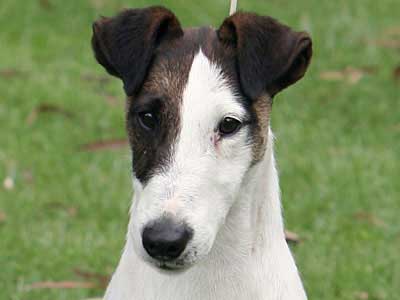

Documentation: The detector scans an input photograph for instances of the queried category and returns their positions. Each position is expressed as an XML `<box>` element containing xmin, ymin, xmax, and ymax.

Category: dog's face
<box><xmin>92</xmin><ymin>6</ymin><xmax>312</xmax><ymax>271</ymax></box>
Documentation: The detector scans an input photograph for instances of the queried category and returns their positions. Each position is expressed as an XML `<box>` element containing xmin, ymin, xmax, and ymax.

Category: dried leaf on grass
<box><xmin>25</xmin><ymin>269</ymin><xmax>110</xmax><ymax>290</ymax></box>
<box><xmin>79</xmin><ymin>139</ymin><xmax>128</xmax><ymax>152</ymax></box>
<box><xmin>355</xmin><ymin>291</ymin><xmax>369</xmax><ymax>300</ymax></box>
<box><xmin>26</xmin><ymin>103</ymin><xmax>75</xmax><ymax>125</ymax></box>
<box><xmin>354</xmin><ymin>211</ymin><xmax>387</xmax><ymax>228</ymax></box>
<box><xmin>39</xmin><ymin>0</ymin><xmax>53</xmax><ymax>10</ymax></box>
<box><xmin>367</xmin><ymin>38</ymin><xmax>400</xmax><ymax>49</ymax></box>
<box><xmin>367</xmin><ymin>26</ymin><xmax>400</xmax><ymax>50</ymax></box>
<box><xmin>393</xmin><ymin>65</ymin><xmax>400</xmax><ymax>82</ymax></box>
<box><xmin>320</xmin><ymin>67</ymin><xmax>376</xmax><ymax>84</ymax></box>
<box><xmin>27</xmin><ymin>281</ymin><xmax>97</xmax><ymax>289</ymax></box>
<box><xmin>383</xmin><ymin>26</ymin><xmax>400</xmax><ymax>37</ymax></box>
<box><xmin>82</xmin><ymin>74</ymin><xmax>111</xmax><ymax>85</ymax></box>
<box><xmin>285</xmin><ymin>230</ymin><xmax>301</xmax><ymax>244</ymax></box>
<box><xmin>0</xmin><ymin>211</ymin><xmax>6</xmax><ymax>223</ymax></box>
<box><xmin>45</xmin><ymin>202</ymin><xmax>77</xmax><ymax>217</ymax></box>
<box><xmin>0</xmin><ymin>68</ymin><xmax>25</xmax><ymax>79</ymax></box>
<box><xmin>105</xmin><ymin>95</ymin><xmax>123</xmax><ymax>107</ymax></box>
<box><xmin>392</xmin><ymin>123</ymin><xmax>400</xmax><ymax>132</ymax></box>
<box><xmin>89</xmin><ymin>0</ymin><xmax>105</xmax><ymax>9</ymax></box>
<box><xmin>74</xmin><ymin>268</ymin><xmax>110</xmax><ymax>289</ymax></box>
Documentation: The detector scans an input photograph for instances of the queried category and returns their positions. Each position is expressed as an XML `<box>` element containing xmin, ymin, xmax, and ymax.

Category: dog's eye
<box><xmin>218</xmin><ymin>117</ymin><xmax>242</xmax><ymax>136</ymax></box>
<box><xmin>138</xmin><ymin>112</ymin><xmax>158</xmax><ymax>131</ymax></box>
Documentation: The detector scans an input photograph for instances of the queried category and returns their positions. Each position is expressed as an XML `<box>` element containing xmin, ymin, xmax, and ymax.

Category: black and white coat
<box><xmin>92</xmin><ymin>6</ymin><xmax>312</xmax><ymax>300</ymax></box>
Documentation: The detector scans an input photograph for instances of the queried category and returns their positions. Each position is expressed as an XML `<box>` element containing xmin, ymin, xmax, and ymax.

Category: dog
<box><xmin>91</xmin><ymin>6</ymin><xmax>312</xmax><ymax>300</ymax></box>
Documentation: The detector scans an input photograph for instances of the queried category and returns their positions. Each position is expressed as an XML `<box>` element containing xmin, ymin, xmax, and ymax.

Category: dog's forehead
<box><xmin>128</xmin><ymin>26</ymin><xmax>270</xmax><ymax>183</ymax></box>
<box><xmin>142</xmin><ymin>26</ymin><xmax>239</xmax><ymax>97</ymax></box>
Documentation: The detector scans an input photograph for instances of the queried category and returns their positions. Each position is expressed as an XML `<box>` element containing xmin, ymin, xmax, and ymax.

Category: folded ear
<box><xmin>217</xmin><ymin>12</ymin><xmax>312</xmax><ymax>99</ymax></box>
<box><xmin>91</xmin><ymin>6</ymin><xmax>183</xmax><ymax>96</ymax></box>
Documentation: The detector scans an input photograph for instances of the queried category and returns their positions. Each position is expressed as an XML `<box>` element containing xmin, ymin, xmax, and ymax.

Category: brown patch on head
<box><xmin>250</xmin><ymin>95</ymin><xmax>272</xmax><ymax>163</ymax></box>
<box><xmin>141</xmin><ymin>37</ymin><xmax>196</xmax><ymax>101</ymax></box>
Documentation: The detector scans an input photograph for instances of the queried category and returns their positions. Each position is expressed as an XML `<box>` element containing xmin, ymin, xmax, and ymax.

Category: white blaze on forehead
<box><xmin>179</xmin><ymin>50</ymin><xmax>245</xmax><ymax>153</ymax></box>
<box><xmin>182</xmin><ymin>50</ymin><xmax>245</xmax><ymax>120</ymax></box>
<box><xmin>160</xmin><ymin>49</ymin><xmax>248</xmax><ymax>213</ymax></box>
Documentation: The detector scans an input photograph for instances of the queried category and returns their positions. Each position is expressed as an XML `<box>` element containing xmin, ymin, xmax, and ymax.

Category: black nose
<box><xmin>142</xmin><ymin>217</ymin><xmax>193</xmax><ymax>261</ymax></box>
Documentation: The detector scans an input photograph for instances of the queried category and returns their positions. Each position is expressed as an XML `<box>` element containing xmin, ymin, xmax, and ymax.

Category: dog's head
<box><xmin>92</xmin><ymin>6</ymin><xmax>312</xmax><ymax>271</ymax></box>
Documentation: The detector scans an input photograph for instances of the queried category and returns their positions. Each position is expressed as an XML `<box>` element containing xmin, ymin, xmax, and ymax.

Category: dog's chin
<box><xmin>147</xmin><ymin>259</ymin><xmax>192</xmax><ymax>275</ymax></box>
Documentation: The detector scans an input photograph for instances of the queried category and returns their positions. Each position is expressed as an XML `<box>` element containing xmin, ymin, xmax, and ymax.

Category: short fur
<box><xmin>91</xmin><ymin>6</ymin><xmax>312</xmax><ymax>300</ymax></box>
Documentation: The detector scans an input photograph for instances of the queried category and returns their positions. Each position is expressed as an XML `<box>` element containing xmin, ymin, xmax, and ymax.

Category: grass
<box><xmin>0</xmin><ymin>0</ymin><xmax>399</xmax><ymax>299</ymax></box>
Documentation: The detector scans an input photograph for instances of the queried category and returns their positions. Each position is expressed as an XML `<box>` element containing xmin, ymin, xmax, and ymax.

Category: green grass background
<box><xmin>1</xmin><ymin>0</ymin><xmax>399</xmax><ymax>299</ymax></box>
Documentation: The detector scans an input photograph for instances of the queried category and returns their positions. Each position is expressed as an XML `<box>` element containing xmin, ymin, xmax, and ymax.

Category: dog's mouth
<box><xmin>152</xmin><ymin>259</ymin><xmax>190</xmax><ymax>273</ymax></box>
<box><xmin>147</xmin><ymin>252</ymin><xmax>196</xmax><ymax>273</ymax></box>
